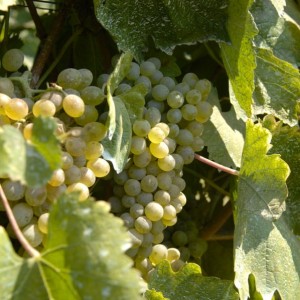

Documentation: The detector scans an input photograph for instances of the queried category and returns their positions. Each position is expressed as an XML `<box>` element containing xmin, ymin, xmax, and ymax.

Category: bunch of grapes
<box><xmin>0</xmin><ymin>49</ymin><xmax>213</xmax><ymax>279</ymax></box>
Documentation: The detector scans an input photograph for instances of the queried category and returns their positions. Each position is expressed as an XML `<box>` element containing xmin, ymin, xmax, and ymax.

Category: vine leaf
<box><xmin>0</xmin><ymin>118</ymin><xmax>61</xmax><ymax>187</ymax></box>
<box><xmin>220</xmin><ymin>0</ymin><xmax>257</xmax><ymax>118</ymax></box>
<box><xmin>93</xmin><ymin>0</ymin><xmax>230</xmax><ymax>60</ymax></box>
<box><xmin>146</xmin><ymin>261</ymin><xmax>239</xmax><ymax>300</ymax></box>
<box><xmin>202</xmin><ymin>88</ymin><xmax>245</xmax><ymax>168</ymax></box>
<box><xmin>234</xmin><ymin>120</ymin><xmax>300</xmax><ymax>300</ymax></box>
<box><xmin>0</xmin><ymin>194</ymin><xmax>141</xmax><ymax>300</ymax></box>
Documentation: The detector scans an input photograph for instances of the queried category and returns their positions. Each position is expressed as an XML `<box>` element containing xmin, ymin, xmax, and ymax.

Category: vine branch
<box><xmin>194</xmin><ymin>154</ymin><xmax>239</xmax><ymax>176</ymax></box>
<box><xmin>0</xmin><ymin>185</ymin><xmax>40</xmax><ymax>258</ymax></box>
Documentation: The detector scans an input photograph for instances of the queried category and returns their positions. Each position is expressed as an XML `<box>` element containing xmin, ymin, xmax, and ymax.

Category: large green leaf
<box><xmin>234</xmin><ymin>120</ymin><xmax>300</xmax><ymax>300</ymax></box>
<box><xmin>0</xmin><ymin>194</ymin><xmax>141</xmax><ymax>300</ymax></box>
<box><xmin>202</xmin><ymin>88</ymin><xmax>245</xmax><ymax>168</ymax></box>
<box><xmin>220</xmin><ymin>0</ymin><xmax>257</xmax><ymax>118</ymax></box>
<box><xmin>93</xmin><ymin>0</ymin><xmax>230</xmax><ymax>60</ymax></box>
<box><xmin>0</xmin><ymin>118</ymin><xmax>61</xmax><ymax>187</ymax></box>
<box><xmin>146</xmin><ymin>261</ymin><xmax>239</xmax><ymax>300</ymax></box>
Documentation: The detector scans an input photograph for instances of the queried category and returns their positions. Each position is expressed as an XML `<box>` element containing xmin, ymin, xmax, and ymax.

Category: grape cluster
<box><xmin>0</xmin><ymin>49</ymin><xmax>213</xmax><ymax>278</ymax></box>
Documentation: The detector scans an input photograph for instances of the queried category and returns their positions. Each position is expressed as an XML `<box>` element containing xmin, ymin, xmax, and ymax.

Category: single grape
<box><xmin>128</xmin><ymin>165</ymin><xmax>147</xmax><ymax>180</ymax></box>
<box><xmin>168</xmin><ymin>123</ymin><xmax>180</xmax><ymax>138</ymax></box>
<box><xmin>130</xmin><ymin>136</ymin><xmax>147</xmax><ymax>155</ymax></box>
<box><xmin>136</xmin><ymin>192</ymin><xmax>153</xmax><ymax>206</ymax></box>
<box><xmin>148</xmin><ymin>126</ymin><xmax>166</xmax><ymax>143</ymax></box>
<box><xmin>150</xmin><ymin>141</ymin><xmax>169</xmax><ymax>159</ymax></box>
<box><xmin>78</xmin><ymin>68</ymin><xmax>93</xmax><ymax>89</ymax></box>
<box><xmin>145</xmin><ymin>202</ymin><xmax>164</xmax><ymax>222</ymax></box>
<box><xmin>64</xmin><ymin>165</ymin><xmax>81</xmax><ymax>184</ymax></box>
<box><xmin>133</xmin><ymin>119</ymin><xmax>151</xmax><ymax>137</ymax></box>
<box><xmin>41</xmin><ymin>91</ymin><xmax>64</xmax><ymax>110</ymax></box>
<box><xmin>133</xmin><ymin>148</ymin><xmax>152</xmax><ymax>168</ymax></box>
<box><xmin>126</xmin><ymin>62</ymin><xmax>140</xmax><ymax>81</ymax></box>
<box><xmin>2</xmin><ymin>49</ymin><xmax>24</xmax><ymax>72</ymax></box>
<box><xmin>84</xmin><ymin>141</ymin><xmax>104</xmax><ymax>160</ymax></box>
<box><xmin>121</xmin><ymin>195</ymin><xmax>136</xmax><ymax>208</ymax></box>
<box><xmin>176</xmin><ymin>129</ymin><xmax>194</xmax><ymax>146</ymax></box>
<box><xmin>152</xmin><ymin>232</ymin><xmax>164</xmax><ymax>244</ymax></box>
<box><xmin>80</xmin><ymin>86</ymin><xmax>105</xmax><ymax>105</ymax></box>
<box><xmin>0</xmin><ymin>93</ymin><xmax>11</xmax><ymax>114</ymax></box>
<box><xmin>37</xmin><ymin>212</ymin><xmax>49</xmax><ymax>234</ymax></box>
<box><xmin>130</xmin><ymin>203</ymin><xmax>144</xmax><ymax>219</ymax></box>
<box><xmin>140</xmin><ymin>61</ymin><xmax>156</xmax><ymax>77</ymax></box>
<box><xmin>66</xmin><ymin>182</ymin><xmax>89</xmax><ymax>201</ymax></box>
<box><xmin>147</xmin><ymin>100</ymin><xmax>165</xmax><ymax>113</ymax></box>
<box><xmin>0</xmin><ymin>78</ymin><xmax>14</xmax><ymax>97</ymax></box>
<box><xmin>87</xmin><ymin>158</ymin><xmax>110</xmax><ymax>178</ymax></box>
<box><xmin>23</xmin><ymin>123</ymin><xmax>33</xmax><ymax>140</ymax></box>
<box><xmin>22</xmin><ymin>224</ymin><xmax>43</xmax><ymax>247</ymax></box>
<box><xmin>61</xmin><ymin>151</ymin><xmax>74</xmax><ymax>169</ymax></box>
<box><xmin>196</xmin><ymin>101</ymin><xmax>213</xmax><ymax>123</ymax></box>
<box><xmin>74</xmin><ymin>105</ymin><xmax>98</xmax><ymax>126</ymax></box>
<box><xmin>149</xmin><ymin>244</ymin><xmax>168</xmax><ymax>265</ymax></box>
<box><xmin>157</xmin><ymin>172</ymin><xmax>172</xmax><ymax>190</ymax></box>
<box><xmin>172</xmin><ymin>176</ymin><xmax>186</xmax><ymax>191</ymax></box>
<box><xmin>157</xmin><ymin>154</ymin><xmax>176</xmax><ymax>172</ymax></box>
<box><xmin>149</xmin><ymin>70</ymin><xmax>163</xmax><ymax>85</ymax></box>
<box><xmin>167</xmin><ymin>90</ymin><xmax>184</xmax><ymax>108</ymax></box>
<box><xmin>188</xmin><ymin>238</ymin><xmax>207</xmax><ymax>258</ymax></box>
<box><xmin>46</xmin><ymin>184</ymin><xmax>67</xmax><ymax>202</ymax></box>
<box><xmin>4</xmin><ymin>98</ymin><xmax>28</xmax><ymax>120</ymax></box>
<box><xmin>62</xmin><ymin>94</ymin><xmax>85</xmax><ymax>117</ymax></box>
<box><xmin>48</xmin><ymin>168</ymin><xmax>65</xmax><ymax>186</ymax></box>
<box><xmin>140</xmin><ymin>175</ymin><xmax>158</xmax><ymax>193</ymax></box>
<box><xmin>192</xmin><ymin>136</ymin><xmax>205</xmax><ymax>152</ymax></box>
<box><xmin>135</xmin><ymin>216</ymin><xmax>152</xmax><ymax>234</ymax></box>
<box><xmin>185</xmin><ymin>121</ymin><xmax>204</xmax><ymax>136</ymax></box>
<box><xmin>154</xmin><ymin>190</ymin><xmax>171</xmax><ymax>206</ymax></box>
<box><xmin>73</xmin><ymin>155</ymin><xmax>87</xmax><ymax>169</ymax></box>
<box><xmin>181</xmin><ymin>104</ymin><xmax>197</xmax><ymax>121</ymax></box>
<box><xmin>12</xmin><ymin>203</ymin><xmax>33</xmax><ymax>227</ymax></box>
<box><xmin>32</xmin><ymin>99</ymin><xmax>56</xmax><ymax>117</ymax></box>
<box><xmin>144</xmin><ymin>107</ymin><xmax>161</xmax><ymax>127</ymax></box>
<box><xmin>96</xmin><ymin>73</ymin><xmax>109</xmax><ymax>88</ymax></box>
<box><xmin>163</xmin><ymin>204</ymin><xmax>177</xmax><ymax>220</ymax></box>
<box><xmin>176</xmin><ymin>146</ymin><xmax>194</xmax><ymax>164</ymax></box>
<box><xmin>146</xmin><ymin>161</ymin><xmax>161</xmax><ymax>177</ymax></box>
<box><xmin>167</xmin><ymin>248</ymin><xmax>181</xmax><ymax>262</ymax></box>
<box><xmin>163</xmin><ymin>137</ymin><xmax>176</xmax><ymax>154</ymax></box>
<box><xmin>194</xmin><ymin>79</ymin><xmax>212</xmax><ymax>100</ymax></box>
<box><xmin>120</xmin><ymin>212</ymin><xmax>135</xmax><ymax>228</ymax></box>
<box><xmin>82</xmin><ymin>122</ymin><xmax>107</xmax><ymax>142</ymax></box>
<box><xmin>182</xmin><ymin>73</ymin><xmax>199</xmax><ymax>88</ymax></box>
<box><xmin>167</xmin><ymin>108</ymin><xmax>182</xmax><ymax>124</ymax></box>
<box><xmin>173</xmin><ymin>82</ymin><xmax>190</xmax><ymax>96</ymax></box>
<box><xmin>135</xmin><ymin>76</ymin><xmax>152</xmax><ymax>92</ymax></box>
<box><xmin>124</xmin><ymin>179</ymin><xmax>141</xmax><ymax>197</ymax></box>
<box><xmin>151</xmin><ymin>220</ymin><xmax>166</xmax><ymax>235</ymax></box>
<box><xmin>160</xmin><ymin>77</ymin><xmax>176</xmax><ymax>90</ymax></box>
<box><xmin>65</xmin><ymin>136</ymin><xmax>86</xmax><ymax>157</ymax></box>
<box><xmin>1</xmin><ymin>180</ymin><xmax>25</xmax><ymax>201</ymax></box>
<box><xmin>79</xmin><ymin>167</ymin><xmax>96</xmax><ymax>187</ymax></box>
<box><xmin>25</xmin><ymin>186</ymin><xmax>47</xmax><ymax>206</ymax></box>
<box><xmin>147</xmin><ymin>57</ymin><xmax>161</xmax><ymax>69</ymax></box>
<box><xmin>151</xmin><ymin>84</ymin><xmax>169</xmax><ymax>102</ymax></box>
<box><xmin>115</xmin><ymin>83</ymin><xmax>132</xmax><ymax>95</ymax></box>
<box><xmin>57</xmin><ymin>68</ymin><xmax>82</xmax><ymax>89</ymax></box>
<box><xmin>128</xmin><ymin>228</ymin><xmax>144</xmax><ymax>248</ymax></box>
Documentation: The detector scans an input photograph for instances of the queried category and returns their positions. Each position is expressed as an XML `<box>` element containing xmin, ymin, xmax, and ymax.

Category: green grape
<box><xmin>2</xmin><ymin>180</ymin><xmax>25</xmax><ymax>201</ymax></box>
<box><xmin>137</xmin><ymin>245</ymin><xmax>153</xmax><ymax>260</ymax></box>
<box><xmin>144</xmin><ymin>107</ymin><xmax>161</xmax><ymax>127</ymax></box>
<box><xmin>33</xmin><ymin>201</ymin><xmax>51</xmax><ymax>218</ymax></box>
<box><xmin>172</xmin><ymin>176</ymin><xmax>186</xmax><ymax>192</ymax></box>
<box><xmin>147</xmin><ymin>57</ymin><xmax>161</xmax><ymax>69</ymax></box>
<box><xmin>151</xmin><ymin>220</ymin><xmax>166</xmax><ymax>235</ymax></box>
<box><xmin>149</xmin><ymin>244</ymin><xmax>168</xmax><ymax>265</ymax></box>
<box><xmin>79</xmin><ymin>167</ymin><xmax>96</xmax><ymax>187</ymax></box>
<box><xmin>149</xmin><ymin>70</ymin><xmax>163</xmax><ymax>85</ymax></box>
<box><xmin>150</xmin><ymin>141</ymin><xmax>169</xmax><ymax>159</ymax></box>
<box><xmin>182</xmin><ymin>73</ymin><xmax>199</xmax><ymax>88</ymax></box>
<box><xmin>84</xmin><ymin>141</ymin><xmax>104</xmax><ymax>160</ymax></box>
<box><xmin>175</xmin><ymin>192</ymin><xmax>187</xmax><ymax>206</ymax></box>
<box><xmin>124</xmin><ymin>179</ymin><xmax>141</xmax><ymax>196</ymax></box>
<box><xmin>37</xmin><ymin>212</ymin><xmax>49</xmax><ymax>234</ymax></box>
<box><xmin>78</xmin><ymin>68</ymin><xmax>93</xmax><ymax>89</ymax></box>
<box><xmin>145</xmin><ymin>202</ymin><xmax>164</xmax><ymax>222</ymax></box>
<box><xmin>57</xmin><ymin>68</ymin><xmax>82</xmax><ymax>89</ymax></box>
<box><xmin>61</xmin><ymin>151</ymin><xmax>74</xmax><ymax>169</ymax></box>
<box><xmin>140</xmin><ymin>61</ymin><xmax>156</xmax><ymax>76</ymax></box>
<box><xmin>74</xmin><ymin>105</ymin><xmax>99</xmax><ymax>126</ymax></box>
<box><xmin>168</xmin><ymin>123</ymin><xmax>180</xmax><ymax>138</ymax></box>
<box><xmin>32</xmin><ymin>99</ymin><xmax>56</xmax><ymax>117</ymax></box>
<box><xmin>176</xmin><ymin>146</ymin><xmax>194</xmax><ymax>164</ymax></box>
<box><xmin>73</xmin><ymin>155</ymin><xmax>86</xmax><ymax>168</ymax></box>
<box><xmin>155</xmin><ymin>122</ymin><xmax>170</xmax><ymax>136</ymax></box>
<box><xmin>48</xmin><ymin>168</ymin><xmax>65</xmax><ymax>186</ymax></box>
<box><xmin>148</xmin><ymin>126</ymin><xmax>166</xmax><ymax>143</ymax></box>
<box><xmin>0</xmin><ymin>114</ymin><xmax>11</xmax><ymax>125</ymax></box>
<box><xmin>41</xmin><ymin>91</ymin><xmax>64</xmax><ymax>110</ymax></box>
<box><xmin>194</xmin><ymin>79</ymin><xmax>212</xmax><ymax>100</ymax></box>
<box><xmin>62</xmin><ymin>94</ymin><xmax>85</xmax><ymax>117</ymax></box>
<box><xmin>46</xmin><ymin>184</ymin><xmax>66</xmax><ymax>202</ymax></box>
<box><xmin>154</xmin><ymin>190</ymin><xmax>171</xmax><ymax>206</ymax></box>
<box><xmin>146</xmin><ymin>161</ymin><xmax>161</xmax><ymax>177</ymax></box>
<box><xmin>115</xmin><ymin>83</ymin><xmax>132</xmax><ymax>95</ymax></box>
<box><xmin>0</xmin><ymin>93</ymin><xmax>11</xmax><ymax>114</ymax></box>
<box><xmin>23</xmin><ymin>123</ymin><xmax>33</xmax><ymax>140</ymax></box>
<box><xmin>64</xmin><ymin>165</ymin><xmax>82</xmax><ymax>184</ymax></box>
<box><xmin>188</xmin><ymin>238</ymin><xmax>207</xmax><ymax>258</ymax></box>
<box><xmin>151</xmin><ymin>84</ymin><xmax>169</xmax><ymax>101</ymax></box>
<box><xmin>121</xmin><ymin>195</ymin><xmax>136</xmax><ymax>208</ymax></box>
<box><xmin>133</xmin><ymin>148</ymin><xmax>152</xmax><ymax>168</ymax></box>
<box><xmin>179</xmin><ymin>246</ymin><xmax>191</xmax><ymax>262</ymax></box>
<box><xmin>120</xmin><ymin>212</ymin><xmax>135</xmax><ymax>228</ymax></box>
<box><xmin>64</xmin><ymin>88</ymin><xmax>81</xmax><ymax>96</ymax></box>
<box><xmin>87</xmin><ymin>157</ymin><xmax>110</xmax><ymax>178</ymax></box>
<box><xmin>96</xmin><ymin>73</ymin><xmax>109</xmax><ymax>88</ymax></box>
<box><xmin>181</xmin><ymin>104</ymin><xmax>197</xmax><ymax>121</ymax></box>
<box><xmin>12</xmin><ymin>202</ymin><xmax>33</xmax><ymax>227</ymax></box>
<box><xmin>185</xmin><ymin>89</ymin><xmax>202</xmax><ymax>105</ymax></box>
<box><xmin>192</xmin><ymin>136</ymin><xmax>205</xmax><ymax>152</ymax></box>
<box><xmin>130</xmin><ymin>136</ymin><xmax>147</xmax><ymax>155</ymax></box>
<box><xmin>173</xmin><ymin>82</ymin><xmax>190</xmax><ymax>96</ymax></box>
<box><xmin>128</xmin><ymin>165</ymin><xmax>147</xmax><ymax>180</ymax></box>
<box><xmin>113</xmin><ymin>185</ymin><xmax>125</xmax><ymax>198</ymax></box>
<box><xmin>128</xmin><ymin>228</ymin><xmax>144</xmax><ymax>248</ymax></box>
<box><xmin>163</xmin><ymin>204</ymin><xmax>177</xmax><ymax>221</ymax></box>
<box><xmin>2</xmin><ymin>49</ymin><xmax>24</xmax><ymax>72</ymax></box>
<box><xmin>80</xmin><ymin>86</ymin><xmax>105</xmax><ymax>105</ymax></box>
<box><xmin>135</xmin><ymin>76</ymin><xmax>152</xmax><ymax>92</ymax></box>
<box><xmin>0</xmin><ymin>78</ymin><xmax>14</xmax><ymax>97</ymax></box>
<box><xmin>157</xmin><ymin>172</ymin><xmax>172</xmax><ymax>190</ymax></box>
<box><xmin>167</xmin><ymin>248</ymin><xmax>181</xmax><ymax>262</ymax></box>
<box><xmin>140</xmin><ymin>175</ymin><xmax>158</xmax><ymax>193</ymax></box>
<box><xmin>167</xmin><ymin>108</ymin><xmax>182</xmax><ymax>123</ymax></box>
<box><xmin>158</xmin><ymin>154</ymin><xmax>176</xmax><ymax>172</ymax></box>
<box><xmin>186</xmin><ymin>121</ymin><xmax>204</xmax><ymax>136</ymax></box>
<box><xmin>136</xmin><ymin>192</ymin><xmax>153</xmax><ymax>206</ymax></box>
<box><xmin>176</xmin><ymin>129</ymin><xmax>194</xmax><ymax>146</ymax></box>
<box><xmin>4</xmin><ymin>98</ymin><xmax>29</xmax><ymax>120</ymax></box>
<box><xmin>22</xmin><ymin>97</ymin><xmax>34</xmax><ymax>110</ymax></box>
<box><xmin>167</xmin><ymin>90</ymin><xmax>184</xmax><ymax>108</ymax></box>
<box><xmin>163</xmin><ymin>137</ymin><xmax>176</xmax><ymax>154</ymax></box>
<box><xmin>126</xmin><ymin>62</ymin><xmax>140</xmax><ymax>81</ymax></box>
<box><xmin>108</xmin><ymin>196</ymin><xmax>123</xmax><ymax>213</ymax></box>
<box><xmin>147</xmin><ymin>100</ymin><xmax>165</xmax><ymax>113</ymax></box>
<box><xmin>196</xmin><ymin>101</ymin><xmax>213</xmax><ymax>123</ymax></box>
<box><xmin>160</xmin><ymin>77</ymin><xmax>176</xmax><ymax>90</ymax></box>
<box><xmin>130</xmin><ymin>203</ymin><xmax>144</xmax><ymax>218</ymax></box>
<box><xmin>113</xmin><ymin>170</ymin><xmax>129</xmax><ymax>185</ymax></box>
<box><xmin>126</xmin><ymin>247</ymin><xmax>139</xmax><ymax>258</ymax></box>
<box><xmin>133</xmin><ymin>119</ymin><xmax>151</xmax><ymax>137</ymax></box>
<box><xmin>25</xmin><ymin>186</ymin><xmax>47</xmax><ymax>206</ymax></box>
<box><xmin>22</xmin><ymin>224</ymin><xmax>44</xmax><ymax>247</ymax></box>
<box><xmin>66</xmin><ymin>182</ymin><xmax>89</xmax><ymax>201</ymax></box>
<box><xmin>135</xmin><ymin>216</ymin><xmax>152</xmax><ymax>234</ymax></box>
<box><xmin>82</xmin><ymin>122</ymin><xmax>107</xmax><ymax>142</ymax></box>
<box><xmin>170</xmin><ymin>198</ymin><xmax>183</xmax><ymax>213</ymax></box>
<box><xmin>65</xmin><ymin>136</ymin><xmax>86</xmax><ymax>157</ymax></box>
<box><xmin>162</xmin><ymin>216</ymin><xmax>177</xmax><ymax>226</ymax></box>
<box><xmin>152</xmin><ymin>232</ymin><xmax>164</xmax><ymax>244</ymax></box>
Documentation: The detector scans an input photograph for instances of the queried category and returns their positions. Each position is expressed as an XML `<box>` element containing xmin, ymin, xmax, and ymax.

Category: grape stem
<box><xmin>0</xmin><ymin>185</ymin><xmax>40</xmax><ymax>258</ymax></box>
<box><xmin>194</xmin><ymin>154</ymin><xmax>239</xmax><ymax>176</ymax></box>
